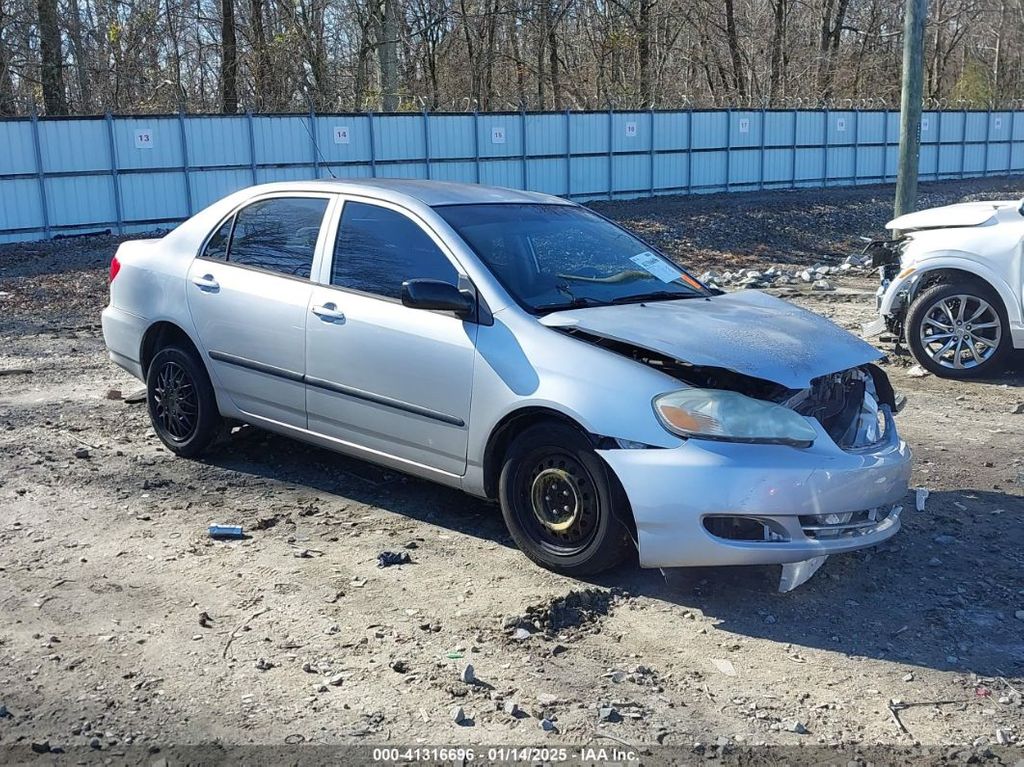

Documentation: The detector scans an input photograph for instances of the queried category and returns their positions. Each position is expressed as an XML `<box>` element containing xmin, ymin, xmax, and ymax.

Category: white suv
<box><xmin>866</xmin><ymin>200</ymin><xmax>1024</xmax><ymax>378</ymax></box>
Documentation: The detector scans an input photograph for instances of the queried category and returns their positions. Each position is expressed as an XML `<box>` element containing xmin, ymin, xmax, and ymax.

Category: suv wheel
<box><xmin>146</xmin><ymin>345</ymin><xmax>223</xmax><ymax>457</ymax></box>
<box><xmin>498</xmin><ymin>422</ymin><xmax>634</xmax><ymax>576</ymax></box>
<box><xmin>905</xmin><ymin>281</ymin><xmax>1011</xmax><ymax>379</ymax></box>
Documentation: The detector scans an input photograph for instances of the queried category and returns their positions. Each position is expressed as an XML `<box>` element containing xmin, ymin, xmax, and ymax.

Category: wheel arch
<box><xmin>139</xmin><ymin>320</ymin><xmax>204</xmax><ymax>378</ymax></box>
<box><xmin>481</xmin><ymin>406</ymin><xmax>638</xmax><ymax>538</ymax></box>
<box><xmin>905</xmin><ymin>258</ymin><xmax>1020</xmax><ymax>326</ymax></box>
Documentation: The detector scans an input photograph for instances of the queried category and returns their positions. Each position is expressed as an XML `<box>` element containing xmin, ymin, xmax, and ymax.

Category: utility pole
<box><xmin>894</xmin><ymin>0</ymin><xmax>928</xmax><ymax>218</ymax></box>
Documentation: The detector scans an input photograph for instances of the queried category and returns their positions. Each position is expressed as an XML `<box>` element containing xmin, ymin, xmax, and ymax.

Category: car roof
<box><xmin>242</xmin><ymin>179</ymin><xmax>574</xmax><ymax>208</ymax></box>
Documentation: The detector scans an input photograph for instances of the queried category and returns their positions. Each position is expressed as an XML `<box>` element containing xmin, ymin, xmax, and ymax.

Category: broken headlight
<box><xmin>653</xmin><ymin>389</ymin><xmax>817</xmax><ymax>447</ymax></box>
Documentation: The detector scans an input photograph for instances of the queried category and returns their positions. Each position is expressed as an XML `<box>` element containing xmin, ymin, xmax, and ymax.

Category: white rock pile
<box><xmin>698</xmin><ymin>252</ymin><xmax>873</xmax><ymax>292</ymax></box>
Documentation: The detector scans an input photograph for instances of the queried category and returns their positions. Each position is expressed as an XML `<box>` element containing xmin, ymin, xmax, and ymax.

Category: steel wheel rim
<box><xmin>919</xmin><ymin>294</ymin><xmax>1001</xmax><ymax>370</ymax></box>
<box><xmin>152</xmin><ymin>361</ymin><xmax>199</xmax><ymax>441</ymax></box>
<box><xmin>516</xmin><ymin>452</ymin><xmax>598</xmax><ymax>554</ymax></box>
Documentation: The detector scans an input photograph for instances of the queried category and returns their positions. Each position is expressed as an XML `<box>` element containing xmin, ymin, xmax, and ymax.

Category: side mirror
<box><xmin>401</xmin><ymin>279</ymin><xmax>475</xmax><ymax>317</ymax></box>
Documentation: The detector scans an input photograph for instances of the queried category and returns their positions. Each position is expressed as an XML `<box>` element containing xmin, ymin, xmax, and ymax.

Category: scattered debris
<box><xmin>222</xmin><ymin>607</ymin><xmax>270</xmax><ymax>659</ymax></box>
<box><xmin>541</xmin><ymin>718</ymin><xmax>557</xmax><ymax>732</ymax></box>
<box><xmin>123</xmin><ymin>388</ymin><xmax>148</xmax><ymax>404</ymax></box>
<box><xmin>74</xmin><ymin>447</ymin><xmax>90</xmax><ymax>459</ymax></box>
<box><xmin>255</xmin><ymin>658</ymin><xmax>275</xmax><ymax>671</ymax></box>
<box><xmin>451</xmin><ymin>706</ymin><xmax>467</xmax><ymax>725</ymax></box>
<box><xmin>198</xmin><ymin>611</ymin><xmax>213</xmax><ymax>628</ymax></box>
<box><xmin>507</xmin><ymin>587</ymin><xmax>619</xmax><ymax>637</ymax></box>
<box><xmin>104</xmin><ymin>388</ymin><xmax>122</xmax><ymax>400</ymax></box>
<box><xmin>779</xmin><ymin>555</ymin><xmax>828</xmax><ymax>592</ymax></box>
<box><xmin>512</xmin><ymin>627</ymin><xmax>531</xmax><ymax>641</ymax></box>
<box><xmin>711</xmin><ymin>658</ymin><xmax>737</xmax><ymax>677</ymax></box>
<box><xmin>460</xmin><ymin>664</ymin><xmax>476</xmax><ymax>684</ymax></box>
<box><xmin>377</xmin><ymin>551</ymin><xmax>412</xmax><ymax>568</ymax></box>
<box><xmin>915</xmin><ymin>488</ymin><xmax>929</xmax><ymax>512</ymax></box>
<box><xmin>906</xmin><ymin>364</ymin><xmax>930</xmax><ymax>378</ymax></box>
<box><xmin>598</xmin><ymin>706</ymin><xmax>621</xmax><ymax>723</ymax></box>
<box><xmin>208</xmin><ymin>524</ymin><xmax>244</xmax><ymax>539</ymax></box>
<box><xmin>1011</xmin><ymin>402</ymin><xmax>1024</xmax><ymax>415</ymax></box>
<box><xmin>785</xmin><ymin>720</ymin><xmax>809</xmax><ymax>734</ymax></box>
<box><xmin>328</xmin><ymin>673</ymin><xmax>344</xmax><ymax>687</ymax></box>
<box><xmin>503</xmin><ymin>700</ymin><xmax>522</xmax><ymax>717</ymax></box>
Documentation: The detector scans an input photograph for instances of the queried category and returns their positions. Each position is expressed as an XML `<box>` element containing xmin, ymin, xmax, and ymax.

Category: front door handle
<box><xmin>191</xmin><ymin>274</ymin><xmax>220</xmax><ymax>292</ymax></box>
<box><xmin>311</xmin><ymin>303</ymin><xmax>345</xmax><ymax>323</ymax></box>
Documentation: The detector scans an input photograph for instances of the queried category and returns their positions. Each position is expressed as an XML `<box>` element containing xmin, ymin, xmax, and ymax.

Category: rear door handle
<box><xmin>191</xmin><ymin>274</ymin><xmax>220</xmax><ymax>292</ymax></box>
<box><xmin>311</xmin><ymin>303</ymin><xmax>345</xmax><ymax>323</ymax></box>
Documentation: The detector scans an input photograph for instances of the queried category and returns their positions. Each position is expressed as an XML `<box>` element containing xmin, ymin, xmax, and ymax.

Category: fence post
<box><xmin>521</xmin><ymin>108</ymin><xmax>528</xmax><ymax>191</ymax></box>
<box><xmin>935</xmin><ymin>110</ymin><xmax>943</xmax><ymax>179</ymax></box>
<box><xmin>790</xmin><ymin>109</ymin><xmax>798</xmax><ymax>188</ymax></box>
<box><xmin>473</xmin><ymin>111</ymin><xmax>481</xmax><ymax>184</ymax></box>
<box><xmin>1009</xmin><ymin>111</ymin><xmax>1016</xmax><ymax>175</ymax></box>
<box><xmin>757</xmin><ymin>108</ymin><xmax>766</xmax><ymax>191</ymax></box>
<box><xmin>422</xmin><ymin>109</ymin><xmax>432</xmax><ymax>180</ymax></box>
<box><xmin>983</xmin><ymin>110</ymin><xmax>991</xmax><ymax>178</ymax></box>
<box><xmin>564</xmin><ymin>109</ymin><xmax>571</xmax><ymax>198</ymax></box>
<box><xmin>29</xmin><ymin>106</ymin><xmax>51</xmax><ymax>240</ymax></box>
<box><xmin>309</xmin><ymin>106</ymin><xmax>319</xmax><ymax>178</ymax></box>
<box><xmin>105</xmin><ymin>113</ymin><xmax>124</xmax><ymax>235</ymax></box>
<box><xmin>882</xmin><ymin>110</ymin><xmax>890</xmax><ymax>181</ymax></box>
<box><xmin>724</xmin><ymin>107</ymin><xmax>732</xmax><ymax>192</ymax></box>
<box><xmin>852</xmin><ymin>109</ymin><xmax>860</xmax><ymax>186</ymax></box>
<box><xmin>246</xmin><ymin>110</ymin><xmax>258</xmax><ymax>185</ymax></box>
<box><xmin>368</xmin><ymin>111</ymin><xmax>377</xmax><ymax>177</ymax></box>
<box><xmin>178</xmin><ymin>108</ymin><xmax>193</xmax><ymax>216</ymax></box>
<box><xmin>686</xmin><ymin>108</ymin><xmax>693</xmax><ymax>195</ymax></box>
<box><xmin>649</xmin><ymin>109</ymin><xmax>656</xmax><ymax>197</ymax></box>
<box><xmin>960</xmin><ymin>108</ymin><xmax>967</xmax><ymax>179</ymax></box>
<box><xmin>821</xmin><ymin>107</ymin><xmax>829</xmax><ymax>187</ymax></box>
<box><xmin>607</xmin><ymin>108</ymin><xmax>614</xmax><ymax>199</ymax></box>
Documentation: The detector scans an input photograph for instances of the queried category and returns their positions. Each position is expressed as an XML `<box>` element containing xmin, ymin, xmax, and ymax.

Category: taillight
<box><xmin>109</xmin><ymin>254</ymin><xmax>121</xmax><ymax>282</ymax></box>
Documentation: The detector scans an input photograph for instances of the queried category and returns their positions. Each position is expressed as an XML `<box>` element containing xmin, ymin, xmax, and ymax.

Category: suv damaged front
<box><xmin>542</xmin><ymin>291</ymin><xmax>912</xmax><ymax>591</ymax></box>
<box><xmin>863</xmin><ymin>199</ymin><xmax>1019</xmax><ymax>341</ymax></box>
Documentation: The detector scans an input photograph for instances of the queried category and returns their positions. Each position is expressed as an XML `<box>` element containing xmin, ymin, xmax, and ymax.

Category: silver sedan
<box><xmin>101</xmin><ymin>180</ymin><xmax>912</xmax><ymax>581</ymax></box>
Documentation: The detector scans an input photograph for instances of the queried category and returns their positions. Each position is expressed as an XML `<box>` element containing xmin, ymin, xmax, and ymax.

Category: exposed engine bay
<box><xmin>561</xmin><ymin>327</ymin><xmax>896</xmax><ymax>450</ymax></box>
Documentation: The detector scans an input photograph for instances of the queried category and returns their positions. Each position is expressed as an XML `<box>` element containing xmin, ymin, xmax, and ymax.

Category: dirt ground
<box><xmin>1</xmin><ymin>178</ymin><xmax>1023</xmax><ymax>763</ymax></box>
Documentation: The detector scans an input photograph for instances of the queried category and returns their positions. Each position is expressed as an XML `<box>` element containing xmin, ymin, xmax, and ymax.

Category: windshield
<box><xmin>435</xmin><ymin>203</ymin><xmax>707</xmax><ymax>313</ymax></box>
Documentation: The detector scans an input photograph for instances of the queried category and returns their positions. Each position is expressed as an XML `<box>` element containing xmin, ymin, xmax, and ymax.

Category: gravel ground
<box><xmin>0</xmin><ymin>178</ymin><xmax>1022</xmax><ymax>763</ymax></box>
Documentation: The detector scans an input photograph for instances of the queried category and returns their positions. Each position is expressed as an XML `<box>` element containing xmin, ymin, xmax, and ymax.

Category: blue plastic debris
<box><xmin>208</xmin><ymin>524</ymin><xmax>244</xmax><ymax>539</ymax></box>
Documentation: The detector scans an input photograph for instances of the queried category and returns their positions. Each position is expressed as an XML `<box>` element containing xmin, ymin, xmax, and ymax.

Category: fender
<box><xmin>879</xmin><ymin>251</ymin><xmax>1023</xmax><ymax>329</ymax></box>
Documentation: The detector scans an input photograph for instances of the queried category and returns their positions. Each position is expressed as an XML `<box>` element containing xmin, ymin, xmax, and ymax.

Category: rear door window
<box><xmin>220</xmin><ymin>197</ymin><xmax>329</xmax><ymax>279</ymax></box>
<box><xmin>203</xmin><ymin>216</ymin><xmax>234</xmax><ymax>261</ymax></box>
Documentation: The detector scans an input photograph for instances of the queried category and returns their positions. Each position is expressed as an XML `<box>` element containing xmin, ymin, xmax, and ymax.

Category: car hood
<box><xmin>886</xmin><ymin>200</ymin><xmax>1017</xmax><ymax>232</ymax></box>
<box><xmin>539</xmin><ymin>290</ymin><xmax>882</xmax><ymax>390</ymax></box>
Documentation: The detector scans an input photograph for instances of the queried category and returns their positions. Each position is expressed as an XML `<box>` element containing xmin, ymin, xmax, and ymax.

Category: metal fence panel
<box><xmin>2</xmin><ymin>108</ymin><xmax>1024</xmax><ymax>242</ymax></box>
<box><xmin>0</xmin><ymin>121</ymin><xmax>37</xmax><ymax>174</ymax></box>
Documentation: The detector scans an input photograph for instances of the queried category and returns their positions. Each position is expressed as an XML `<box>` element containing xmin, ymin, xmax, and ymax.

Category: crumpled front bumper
<box><xmin>597</xmin><ymin>411</ymin><xmax>912</xmax><ymax>568</ymax></box>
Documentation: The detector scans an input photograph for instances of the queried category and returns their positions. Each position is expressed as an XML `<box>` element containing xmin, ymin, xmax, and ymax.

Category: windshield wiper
<box><xmin>610</xmin><ymin>290</ymin><xmax>700</xmax><ymax>305</ymax></box>
<box><xmin>532</xmin><ymin>296</ymin><xmax>612</xmax><ymax>314</ymax></box>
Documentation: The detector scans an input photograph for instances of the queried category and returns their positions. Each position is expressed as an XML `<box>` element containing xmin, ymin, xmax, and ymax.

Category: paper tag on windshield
<box><xmin>630</xmin><ymin>251</ymin><xmax>683</xmax><ymax>283</ymax></box>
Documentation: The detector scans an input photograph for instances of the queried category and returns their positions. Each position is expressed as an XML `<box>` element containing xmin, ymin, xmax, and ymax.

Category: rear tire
<box><xmin>498</xmin><ymin>422</ymin><xmax>633</xmax><ymax>576</ymax></box>
<box><xmin>146</xmin><ymin>345</ymin><xmax>222</xmax><ymax>457</ymax></box>
<box><xmin>905</xmin><ymin>280</ymin><xmax>1011</xmax><ymax>379</ymax></box>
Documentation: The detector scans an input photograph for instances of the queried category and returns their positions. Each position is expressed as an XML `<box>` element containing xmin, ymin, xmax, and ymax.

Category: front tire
<box><xmin>146</xmin><ymin>345</ymin><xmax>222</xmax><ymax>457</ymax></box>
<box><xmin>498</xmin><ymin>423</ymin><xmax>633</xmax><ymax>576</ymax></box>
<box><xmin>905</xmin><ymin>281</ymin><xmax>1011</xmax><ymax>379</ymax></box>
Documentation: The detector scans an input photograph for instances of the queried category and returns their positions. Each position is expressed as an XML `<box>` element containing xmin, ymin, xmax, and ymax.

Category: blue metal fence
<box><xmin>2</xmin><ymin>108</ymin><xmax>1023</xmax><ymax>243</ymax></box>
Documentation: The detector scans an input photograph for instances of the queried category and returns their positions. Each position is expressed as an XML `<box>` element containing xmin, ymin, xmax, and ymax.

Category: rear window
<box><xmin>203</xmin><ymin>197</ymin><xmax>329</xmax><ymax>280</ymax></box>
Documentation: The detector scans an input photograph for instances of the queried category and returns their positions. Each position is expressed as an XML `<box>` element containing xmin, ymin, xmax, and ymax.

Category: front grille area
<box><xmin>799</xmin><ymin>506</ymin><xmax>900</xmax><ymax>540</ymax></box>
<box><xmin>785</xmin><ymin>367</ymin><xmax>890</xmax><ymax>450</ymax></box>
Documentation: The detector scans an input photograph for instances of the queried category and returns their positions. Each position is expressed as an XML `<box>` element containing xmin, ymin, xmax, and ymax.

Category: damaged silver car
<box><xmin>101</xmin><ymin>180</ymin><xmax>912</xmax><ymax>583</ymax></box>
